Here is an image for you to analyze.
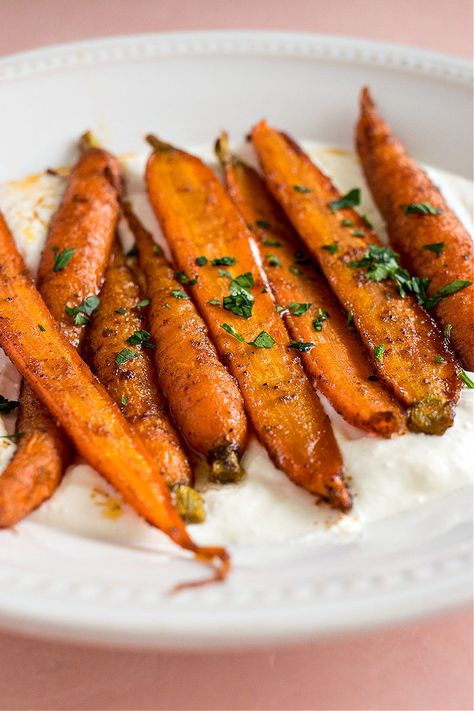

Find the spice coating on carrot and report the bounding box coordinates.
[123,202,247,482]
[145,136,351,511]
[216,132,405,438]
[85,245,193,489]
[251,121,460,435]
[0,140,122,526]
[356,87,474,370]
[0,212,228,584]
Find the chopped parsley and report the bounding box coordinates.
[289,265,303,276]
[425,280,473,309]
[126,329,155,349]
[328,188,360,211]
[171,289,189,300]
[288,302,311,316]
[135,299,150,308]
[220,323,245,342]
[322,244,338,254]
[289,340,314,352]
[444,323,453,338]
[312,308,330,331]
[256,219,271,229]
[263,238,282,247]
[459,370,474,389]
[223,273,254,319]
[153,244,162,256]
[208,298,220,305]
[121,394,128,406]
[362,214,373,228]
[275,305,286,312]
[115,307,127,315]
[423,242,445,257]
[115,348,140,366]
[266,254,281,267]
[195,256,208,266]
[65,295,100,326]
[340,219,354,227]
[0,432,24,442]
[374,344,385,362]
[434,354,446,364]
[402,202,443,215]
[175,271,198,286]
[52,246,75,272]
[211,256,236,266]
[346,310,353,326]
[247,331,275,349]
[38,324,46,332]
[352,229,365,238]
[0,394,19,414]
[293,185,312,194]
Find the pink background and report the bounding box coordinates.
[0,1,472,709]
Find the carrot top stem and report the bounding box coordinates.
[78,130,100,154]
[146,134,175,153]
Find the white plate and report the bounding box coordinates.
[0,31,472,649]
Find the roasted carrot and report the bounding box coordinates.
[216,132,405,438]
[0,134,122,526]
[145,135,350,511]
[251,121,461,435]
[0,211,228,584]
[356,87,474,370]
[85,245,205,522]
[122,201,247,483]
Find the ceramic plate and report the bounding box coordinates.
[0,31,471,649]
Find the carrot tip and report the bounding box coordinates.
[170,545,231,593]
[407,397,454,435]
[327,473,352,513]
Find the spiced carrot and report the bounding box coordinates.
[216,132,405,438]
[356,87,474,370]
[0,134,122,526]
[85,245,205,522]
[251,121,461,435]
[0,211,228,584]
[145,135,351,511]
[122,201,247,483]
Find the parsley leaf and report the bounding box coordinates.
[312,308,330,331]
[289,340,314,352]
[263,238,282,247]
[220,323,245,342]
[352,229,365,238]
[121,394,128,406]
[346,310,353,326]
[266,254,281,267]
[444,323,453,338]
[459,370,474,388]
[293,185,312,194]
[126,329,155,349]
[171,289,189,300]
[175,271,198,286]
[275,305,286,313]
[256,219,271,229]
[52,246,75,272]
[423,242,445,257]
[153,244,162,256]
[322,244,338,254]
[424,280,473,309]
[340,219,354,227]
[208,298,220,305]
[65,295,100,326]
[434,354,446,364]
[115,307,127,315]
[195,256,208,266]
[223,282,254,319]
[288,302,311,316]
[115,348,140,366]
[247,331,275,349]
[211,256,236,266]
[0,394,20,414]
[374,344,385,362]
[328,188,360,211]
[402,202,443,215]
[362,214,373,228]
[38,324,46,332]
[233,273,254,290]
[0,432,24,442]
[135,299,150,308]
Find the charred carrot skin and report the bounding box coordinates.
[123,202,248,483]
[85,246,192,489]
[0,141,122,526]
[357,88,474,370]
[0,212,228,582]
[251,121,461,435]
[216,134,405,438]
[145,137,350,512]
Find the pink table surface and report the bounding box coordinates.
[0,1,472,709]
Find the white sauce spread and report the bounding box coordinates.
[0,143,472,550]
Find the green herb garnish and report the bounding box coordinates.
[153,244,162,255]
[211,256,236,266]
[362,214,373,228]
[294,251,312,265]
[256,219,271,229]
[459,370,474,388]
[424,280,473,309]
[220,323,245,342]
[423,242,445,256]
[121,395,128,406]
[275,305,286,312]
[352,229,365,238]
[0,432,24,442]
[52,246,75,272]
[263,238,282,247]
[434,354,446,364]
[175,271,198,286]
[38,324,46,332]
[115,348,140,366]
[322,244,338,254]
[115,307,127,315]
[195,256,208,266]
[171,289,189,300]
[0,394,19,414]
[288,302,311,316]
[126,329,155,349]
[247,331,275,349]
[402,202,443,215]
[289,265,303,276]
[444,323,453,338]
[223,272,254,319]
[346,311,353,326]
[208,298,220,305]
[312,308,329,331]
[135,299,151,308]
[266,254,281,267]
[328,188,360,211]
[340,219,354,227]
[374,344,385,362]
[293,185,312,194]
[65,295,100,326]
[289,340,314,352]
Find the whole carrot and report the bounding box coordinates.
[122,201,248,483]
[216,132,405,438]
[0,211,228,586]
[145,136,351,512]
[356,87,474,370]
[0,133,122,526]
[251,121,461,435]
